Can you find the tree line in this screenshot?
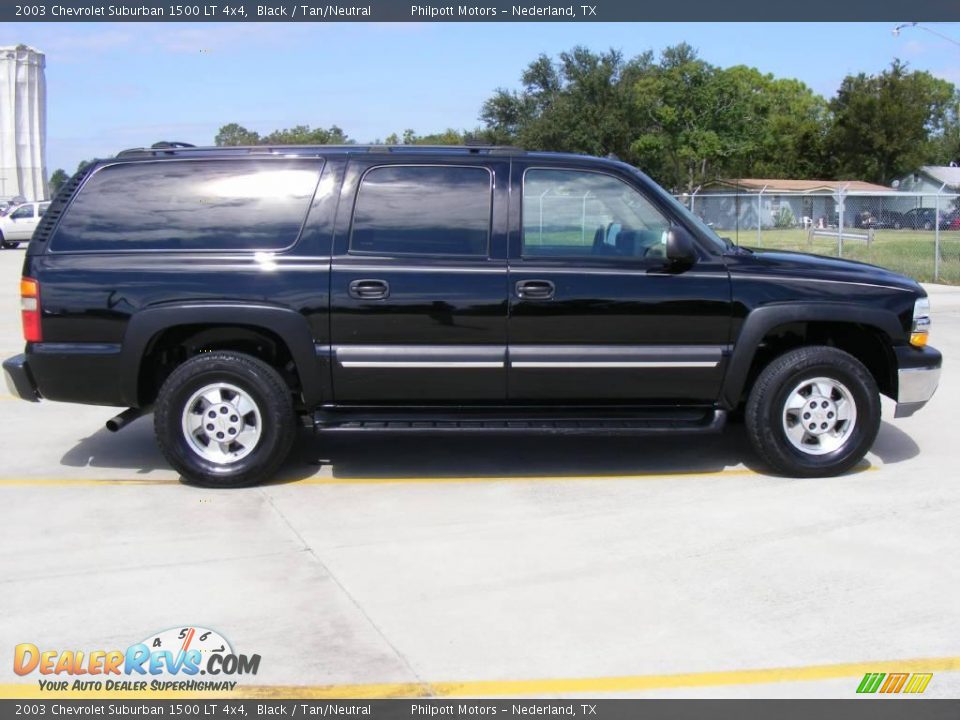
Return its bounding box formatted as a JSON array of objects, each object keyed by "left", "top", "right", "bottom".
[{"left": 50, "top": 44, "right": 960, "bottom": 195}]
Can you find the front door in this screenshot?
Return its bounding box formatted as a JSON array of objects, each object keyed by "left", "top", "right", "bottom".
[
  {"left": 330, "top": 158, "right": 509, "bottom": 404},
  {"left": 507, "top": 164, "right": 732, "bottom": 404}
]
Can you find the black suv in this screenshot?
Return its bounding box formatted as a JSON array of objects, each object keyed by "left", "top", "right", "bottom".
[{"left": 2, "top": 145, "right": 942, "bottom": 486}]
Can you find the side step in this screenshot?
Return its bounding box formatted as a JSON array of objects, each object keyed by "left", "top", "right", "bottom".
[{"left": 313, "top": 409, "right": 727, "bottom": 435}]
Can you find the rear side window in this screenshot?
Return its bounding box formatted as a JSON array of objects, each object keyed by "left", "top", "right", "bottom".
[
  {"left": 350, "top": 165, "right": 491, "bottom": 256},
  {"left": 52, "top": 160, "right": 322, "bottom": 251}
]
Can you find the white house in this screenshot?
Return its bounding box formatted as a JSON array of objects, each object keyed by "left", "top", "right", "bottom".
[
  {"left": 896, "top": 166, "right": 960, "bottom": 209},
  {"left": 695, "top": 178, "right": 895, "bottom": 230}
]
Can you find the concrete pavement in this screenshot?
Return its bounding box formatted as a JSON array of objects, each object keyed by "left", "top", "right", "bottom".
[{"left": 0, "top": 247, "right": 958, "bottom": 699}]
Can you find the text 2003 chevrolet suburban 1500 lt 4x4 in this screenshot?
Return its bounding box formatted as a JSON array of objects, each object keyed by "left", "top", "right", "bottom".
[{"left": 2, "top": 143, "right": 942, "bottom": 486}]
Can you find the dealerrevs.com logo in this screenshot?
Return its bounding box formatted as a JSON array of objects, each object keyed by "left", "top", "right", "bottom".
[{"left": 14, "top": 626, "right": 261, "bottom": 692}]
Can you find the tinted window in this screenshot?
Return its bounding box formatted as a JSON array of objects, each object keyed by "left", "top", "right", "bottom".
[
  {"left": 52, "top": 160, "right": 321, "bottom": 251},
  {"left": 10, "top": 205, "right": 33, "bottom": 220},
  {"left": 350, "top": 165, "right": 491, "bottom": 256},
  {"left": 38, "top": 203, "right": 49, "bottom": 217},
  {"left": 522, "top": 169, "right": 670, "bottom": 259}
]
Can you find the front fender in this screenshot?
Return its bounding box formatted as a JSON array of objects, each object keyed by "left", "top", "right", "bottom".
[{"left": 719, "top": 302, "right": 905, "bottom": 409}]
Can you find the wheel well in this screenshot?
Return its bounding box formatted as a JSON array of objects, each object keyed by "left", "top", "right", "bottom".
[
  {"left": 742, "top": 321, "right": 896, "bottom": 404},
  {"left": 137, "top": 324, "right": 302, "bottom": 407}
]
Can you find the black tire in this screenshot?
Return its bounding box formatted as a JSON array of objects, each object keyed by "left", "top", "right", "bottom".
[
  {"left": 0, "top": 233, "right": 17, "bottom": 249},
  {"left": 745, "top": 346, "right": 880, "bottom": 478},
  {"left": 154, "top": 351, "right": 297, "bottom": 487}
]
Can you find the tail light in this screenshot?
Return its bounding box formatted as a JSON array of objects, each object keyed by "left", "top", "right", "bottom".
[{"left": 21, "top": 277, "right": 41, "bottom": 342}]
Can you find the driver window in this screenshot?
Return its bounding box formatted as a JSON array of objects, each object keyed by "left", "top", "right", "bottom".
[
  {"left": 522, "top": 169, "right": 670, "bottom": 259},
  {"left": 10, "top": 205, "right": 34, "bottom": 220}
]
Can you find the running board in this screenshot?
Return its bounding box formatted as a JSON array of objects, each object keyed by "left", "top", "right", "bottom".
[{"left": 313, "top": 409, "right": 727, "bottom": 435}]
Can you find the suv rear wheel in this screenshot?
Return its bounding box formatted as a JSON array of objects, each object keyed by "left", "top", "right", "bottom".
[
  {"left": 154, "top": 351, "right": 297, "bottom": 487},
  {"left": 745, "top": 346, "right": 881, "bottom": 477}
]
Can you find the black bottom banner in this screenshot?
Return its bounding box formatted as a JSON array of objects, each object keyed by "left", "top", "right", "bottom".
[{"left": 1, "top": 700, "right": 959, "bottom": 720}]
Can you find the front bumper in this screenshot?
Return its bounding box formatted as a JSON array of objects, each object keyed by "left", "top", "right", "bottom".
[
  {"left": 3, "top": 353, "right": 39, "bottom": 402},
  {"left": 894, "top": 346, "right": 942, "bottom": 418}
]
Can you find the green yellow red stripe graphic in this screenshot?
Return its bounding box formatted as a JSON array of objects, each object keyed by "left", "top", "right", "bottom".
[{"left": 857, "top": 672, "right": 933, "bottom": 694}]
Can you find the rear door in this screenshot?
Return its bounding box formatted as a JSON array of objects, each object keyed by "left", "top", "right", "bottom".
[
  {"left": 507, "top": 162, "right": 732, "bottom": 404},
  {"left": 329, "top": 155, "right": 510, "bottom": 404}
]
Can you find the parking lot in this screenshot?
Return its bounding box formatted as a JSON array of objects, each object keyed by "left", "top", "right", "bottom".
[{"left": 1, "top": 245, "right": 958, "bottom": 699}]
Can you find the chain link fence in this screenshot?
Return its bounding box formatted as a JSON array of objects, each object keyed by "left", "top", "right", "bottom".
[{"left": 674, "top": 188, "right": 960, "bottom": 285}]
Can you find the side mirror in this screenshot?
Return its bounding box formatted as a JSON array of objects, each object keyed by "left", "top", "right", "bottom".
[{"left": 666, "top": 226, "right": 697, "bottom": 265}]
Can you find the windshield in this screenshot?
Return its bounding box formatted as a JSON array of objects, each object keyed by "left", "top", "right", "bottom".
[{"left": 628, "top": 167, "right": 730, "bottom": 252}]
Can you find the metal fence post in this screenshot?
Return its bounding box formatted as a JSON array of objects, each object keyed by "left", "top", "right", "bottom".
[
  {"left": 837, "top": 184, "right": 848, "bottom": 257},
  {"left": 934, "top": 183, "right": 946, "bottom": 283},
  {"left": 757, "top": 185, "right": 767, "bottom": 247}
]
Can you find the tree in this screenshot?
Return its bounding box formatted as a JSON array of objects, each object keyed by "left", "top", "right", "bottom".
[
  {"left": 214, "top": 123, "right": 351, "bottom": 146},
  {"left": 49, "top": 169, "right": 68, "bottom": 195},
  {"left": 478, "top": 44, "right": 830, "bottom": 192},
  {"left": 215, "top": 123, "right": 261, "bottom": 146},
  {"left": 825, "top": 60, "right": 956, "bottom": 185},
  {"left": 481, "top": 46, "right": 644, "bottom": 161}
]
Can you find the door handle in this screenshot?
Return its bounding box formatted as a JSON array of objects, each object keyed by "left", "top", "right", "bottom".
[
  {"left": 348, "top": 279, "right": 390, "bottom": 300},
  {"left": 515, "top": 279, "right": 555, "bottom": 300}
]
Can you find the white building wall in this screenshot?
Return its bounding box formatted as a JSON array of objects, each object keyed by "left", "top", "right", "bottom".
[{"left": 0, "top": 45, "right": 47, "bottom": 201}]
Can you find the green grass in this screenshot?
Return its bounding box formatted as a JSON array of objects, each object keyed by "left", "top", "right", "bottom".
[
  {"left": 524, "top": 226, "right": 960, "bottom": 285},
  {"left": 732, "top": 228, "right": 960, "bottom": 285}
]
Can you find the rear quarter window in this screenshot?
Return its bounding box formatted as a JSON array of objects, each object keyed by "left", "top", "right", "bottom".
[{"left": 51, "top": 159, "right": 322, "bottom": 252}]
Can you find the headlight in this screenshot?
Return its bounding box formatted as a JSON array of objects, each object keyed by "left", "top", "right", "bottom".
[{"left": 911, "top": 297, "right": 930, "bottom": 347}]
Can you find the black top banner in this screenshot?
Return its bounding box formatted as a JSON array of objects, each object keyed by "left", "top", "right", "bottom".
[{"left": 4, "top": 0, "right": 960, "bottom": 21}]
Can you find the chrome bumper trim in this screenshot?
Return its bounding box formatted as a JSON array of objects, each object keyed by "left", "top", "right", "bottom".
[{"left": 895, "top": 366, "right": 941, "bottom": 418}]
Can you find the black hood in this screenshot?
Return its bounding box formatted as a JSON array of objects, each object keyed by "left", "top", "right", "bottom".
[{"left": 734, "top": 248, "right": 924, "bottom": 295}]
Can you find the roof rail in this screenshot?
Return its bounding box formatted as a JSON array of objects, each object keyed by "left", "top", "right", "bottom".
[{"left": 114, "top": 143, "right": 526, "bottom": 158}]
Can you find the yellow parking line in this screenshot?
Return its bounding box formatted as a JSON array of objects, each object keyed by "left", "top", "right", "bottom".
[
  {"left": 0, "top": 477, "right": 180, "bottom": 487},
  {"left": 0, "top": 654, "right": 956, "bottom": 699},
  {"left": 0, "top": 463, "right": 877, "bottom": 488}
]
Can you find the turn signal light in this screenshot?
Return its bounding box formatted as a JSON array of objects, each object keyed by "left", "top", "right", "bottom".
[
  {"left": 20, "top": 277, "right": 41, "bottom": 342},
  {"left": 910, "top": 331, "right": 928, "bottom": 348}
]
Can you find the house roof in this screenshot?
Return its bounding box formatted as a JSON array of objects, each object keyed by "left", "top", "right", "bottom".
[
  {"left": 703, "top": 178, "right": 894, "bottom": 193},
  {"left": 917, "top": 165, "right": 960, "bottom": 190}
]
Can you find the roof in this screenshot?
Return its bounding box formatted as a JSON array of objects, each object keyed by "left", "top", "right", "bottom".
[
  {"left": 703, "top": 178, "right": 894, "bottom": 193},
  {"left": 917, "top": 165, "right": 960, "bottom": 190}
]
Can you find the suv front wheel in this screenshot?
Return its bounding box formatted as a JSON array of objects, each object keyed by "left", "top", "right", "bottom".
[
  {"left": 154, "top": 351, "right": 297, "bottom": 487},
  {"left": 745, "top": 346, "right": 881, "bottom": 477}
]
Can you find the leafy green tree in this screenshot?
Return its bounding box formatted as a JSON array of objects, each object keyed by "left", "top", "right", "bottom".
[
  {"left": 214, "top": 123, "right": 351, "bottom": 146},
  {"left": 825, "top": 60, "right": 956, "bottom": 184},
  {"left": 261, "top": 124, "right": 350, "bottom": 145},
  {"left": 479, "top": 44, "right": 830, "bottom": 191},
  {"left": 482, "top": 47, "right": 644, "bottom": 161},
  {"left": 48, "top": 169, "right": 68, "bottom": 195},
  {"left": 215, "top": 123, "right": 261, "bottom": 146}
]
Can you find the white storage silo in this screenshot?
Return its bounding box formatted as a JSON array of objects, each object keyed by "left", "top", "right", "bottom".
[{"left": 0, "top": 45, "right": 47, "bottom": 201}]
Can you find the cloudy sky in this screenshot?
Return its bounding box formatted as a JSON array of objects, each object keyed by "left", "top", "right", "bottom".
[{"left": 2, "top": 21, "right": 958, "bottom": 173}]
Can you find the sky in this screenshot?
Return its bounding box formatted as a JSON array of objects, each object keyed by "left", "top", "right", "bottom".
[{"left": 2, "top": 21, "right": 959, "bottom": 173}]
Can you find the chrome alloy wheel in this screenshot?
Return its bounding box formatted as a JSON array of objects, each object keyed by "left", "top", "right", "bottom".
[
  {"left": 181, "top": 382, "right": 262, "bottom": 464},
  {"left": 781, "top": 376, "right": 857, "bottom": 456}
]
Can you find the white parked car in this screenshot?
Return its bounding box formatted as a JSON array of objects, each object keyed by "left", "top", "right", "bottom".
[{"left": 0, "top": 201, "right": 50, "bottom": 248}]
